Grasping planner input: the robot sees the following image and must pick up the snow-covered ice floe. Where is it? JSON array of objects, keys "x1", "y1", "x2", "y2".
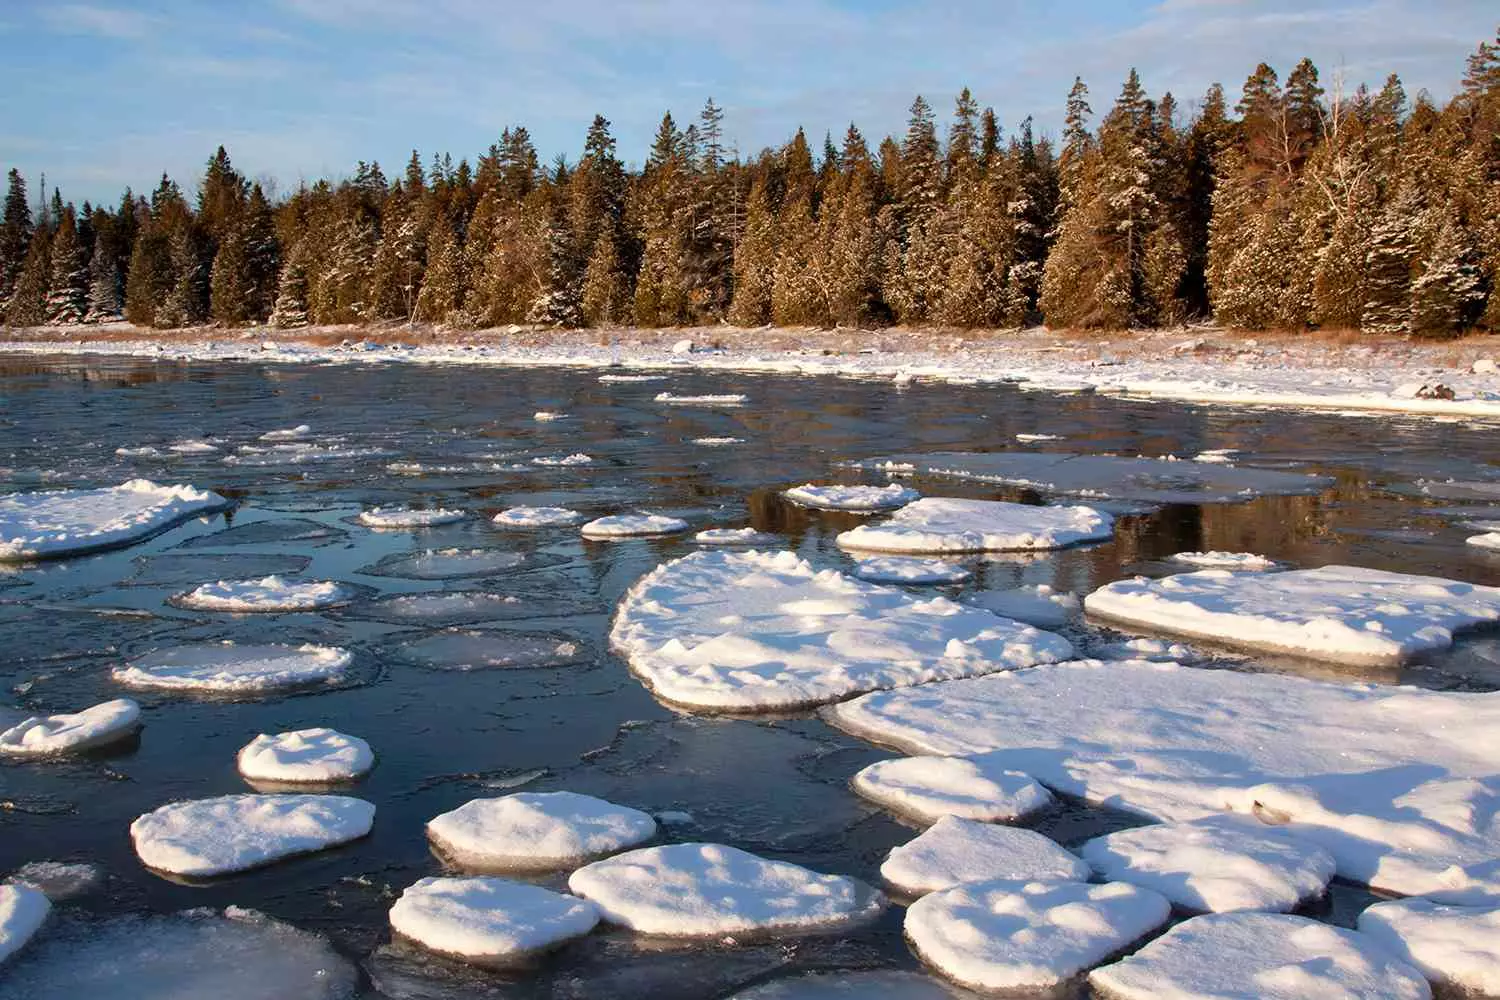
[
  {"x1": 1469, "y1": 532, "x2": 1500, "y2": 552},
  {"x1": 598, "y1": 374, "x2": 664, "y2": 383},
  {"x1": 1089, "y1": 912, "x2": 1431, "y2": 1000},
  {"x1": 387, "y1": 629, "x2": 588, "y2": 671},
  {"x1": 726, "y1": 970, "x2": 966, "y2": 998},
  {"x1": 837, "y1": 498, "x2": 1113, "y2": 554},
  {"x1": 388, "y1": 876, "x2": 599, "y2": 965},
  {"x1": 170, "y1": 575, "x2": 356, "y2": 612},
  {"x1": 260, "y1": 424, "x2": 311, "y2": 441},
  {"x1": 1078, "y1": 814, "x2": 1336, "y2": 913},
  {"x1": 356, "y1": 507, "x2": 465, "y2": 528},
  {"x1": 610, "y1": 549, "x2": 1073, "y2": 711},
  {"x1": 692, "y1": 436, "x2": 745, "y2": 446},
  {"x1": 653, "y1": 392, "x2": 747, "y2": 406},
  {"x1": 1084, "y1": 565, "x2": 1500, "y2": 665},
  {"x1": 581, "y1": 512, "x2": 689, "y2": 539},
  {"x1": 0, "y1": 884, "x2": 49, "y2": 964},
  {"x1": 0, "y1": 479, "x2": 229, "y2": 561},
  {"x1": 0, "y1": 698, "x2": 140, "y2": 757},
  {"x1": 532, "y1": 411, "x2": 566, "y2": 422},
  {"x1": 567, "y1": 842, "x2": 884, "y2": 938},
  {"x1": 0, "y1": 906, "x2": 358, "y2": 999},
  {"x1": 1164, "y1": 550, "x2": 1282, "y2": 570},
  {"x1": 236, "y1": 728, "x2": 373, "y2": 784},
  {"x1": 851, "y1": 557, "x2": 972, "y2": 585},
  {"x1": 492, "y1": 505, "x2": 586, "y2": 529},
  {"x1": 1357, "y1": 899, "x2": 1500, "y2": 996},
  {"x1": 880, "y1": 816, "x2": 1090, "y2": 897},
  {"x1": 906, "y1": 878, "x2": 1170, "y2": 992},
  {"x1": 964, "y1": 584, "x2": 1080, "y2": 628},
  {"x1": 782, "y1": 483, "x2": 920, "y2": 512},
  {"x1": 532, "y1": 453, "x2": 594, "y2": 467},
  {"x1": 357, "y1": 547, "x2": 534, "y2": 580},
  {"x1": 427, "y1": 791, "x2": 657, "y2": 871},
  {"x1": 224, "y1": 443, "x2": 394, "y2": 467},
  {"x1": 114, "y1": 642, "x2": 354, "y2": 694},
  {"x1": 130, "y1": 793, "x2": 375, "y2": 877},
  {"x1": 694, "y1": 526, "x2": 781, "y2": 546},
  {"x1": 853, "y1": 755, "x2": 1054, "y2": 824}
]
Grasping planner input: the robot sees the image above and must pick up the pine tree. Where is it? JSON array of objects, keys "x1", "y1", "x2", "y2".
[
  {"x1": 270, "y1": 241, "x2": 311, "y2": 329},
  {"x1": 3, "y1": 226, "x2": 49, "y2": 327},
  {"x1": 0, "y1": 169, "x2": 32, "y2": 313},
  {"x1": 1058, "y1": 77, "x2": 1093, "y2": 216},
  {"x1": 44, "y1": 205, "x2": 88, "y2": 324}
]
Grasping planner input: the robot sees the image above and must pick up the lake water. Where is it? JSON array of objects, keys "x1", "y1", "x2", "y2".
[{"x1": 2, "y1": 353, "x2": 1499, "y2": 998}]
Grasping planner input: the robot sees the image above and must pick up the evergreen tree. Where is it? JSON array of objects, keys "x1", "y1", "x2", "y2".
[
  {"x1": 3, "y1": 225, "x2": 49, "y2": 327},
  {"x1": 0, "y1": 169, "x2": 32, "y2": 312},
  {"x1": 728, "y1": 174, "x2": 775, "y2": 326},
  {"x1": 415, "y1": 212, "x2": 465, "y2": 323},
  {"x1": 1409, "y1": 212, "x2": 1487, "y2": 337},
  {"x1": 269, "y1": 240, "x2": 310, "y2": 328},
  {"x1": 45, "y1": 205, "x2": 88, "y2": 324},
  {"x1": 84, "y1": 236, "x2": 123, "y2": 323}
]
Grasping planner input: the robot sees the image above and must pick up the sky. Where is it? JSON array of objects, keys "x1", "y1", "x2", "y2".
[{"x1": 1, "y1": 0, "x2": 1496, "y2": 207}]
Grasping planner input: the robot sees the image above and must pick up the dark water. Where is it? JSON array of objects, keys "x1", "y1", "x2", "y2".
[{"x1": 1, "y1": 353, "x2": 1499, "y2": 998}]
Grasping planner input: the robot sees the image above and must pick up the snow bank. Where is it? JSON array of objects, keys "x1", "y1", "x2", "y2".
[
  {"x1": 853, "y1": 755, "x2": 1054, "y2": 824},
  {"x1": 851, "y1": 557, "x2": 972, "y2": 584},
  {"x1": 130, "y1": 794, "x2": 375, "y2": 877},
  {"x1": 581, "y1": 513, "x2": 689, "y2": 539},
  {"x1": 427, "y1": 791, "x2": 657, "y2": 870},
  {"x1": 906, "y1": 878, "x2": 1170, "y2": 991},
  {"x1": 492, "y1": 506, "x2": 585, "y2": 528},
  {"x1": 356, "y1": 507, "x2": 465, "y2": 528},
  {"x1": 0, "y1": 479, "x2": 229, "y2": 561},
  {"x1": 610, "y1": 549, "x2": 1073, "y2": 711},
  {"x1": 1084, "y1": 565, "x2": 1500, "y2": 665},
  {"x1": 568, "y1": 842, "x2": 884, "y2": 937},
  {"x1": 0, "y1": 884, "x2": 49, "y2": 964},
  {"x1": 171, "y1": 575, "x2": 355, "y2": 612},
  {"x1": 695, "y1": 526, "x2": 781, "y2": 546},
  {"x1": 388, "y1": 876, "x2": 599, "y2": 964},
  {"x1": 236, "y1": 728, "x2": 373, "y2": 784},
  {"x1": 965, "y1": 584, "x2": 1080, "y2": 628},
  {"x1": 114, "y1": 642, "x2": 354, "y2": 694},
  {"x1": 1358, "y1": 899, "x2": 1500, "y2": 995},
  {"x1": 1089, "y1": 912, "x2": 1431, "y2": 1000},
  {"x1": 0, "y1": 698, "x2": 140, "y2": 757},
  {"x1": 782, "y1": 483, "x2": 919, "y2": 512},
  {"x1": 1165, "y1": 550, "x2": 1282, "y2": 570},
  {"x1": 837, "y1": 498, "x2": 1113, "y2": 554},
  {"x1": 880, "y1": 816, "x2": 1090, "y2": 896}
]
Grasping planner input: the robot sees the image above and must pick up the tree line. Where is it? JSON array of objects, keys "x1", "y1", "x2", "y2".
[{"x1": 2, "y1": 27, "x2": 1497, "y2": 338}]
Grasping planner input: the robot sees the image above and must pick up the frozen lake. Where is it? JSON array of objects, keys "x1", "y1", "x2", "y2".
[{"x1": 2, "y1": 353, "x2": 1499, "y2": 998}]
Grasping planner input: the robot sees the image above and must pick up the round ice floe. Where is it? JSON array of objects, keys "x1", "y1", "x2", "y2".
[
  {"x1": 428, "y1": 791, "x2": 658, "y2": 871},
  {"x1": 881, "y1": 816, "x2": 1090, "y2": 896},
  {"x1": 236, "y1": 728, "x2": 373, "y2": 785},
  {"x1": 853, "y1": 755, "x2": 1053, "y2": 824},
  {"x1": 581, "y1": 513, "x2": 689, "y2": 539},
  {"x1": 1165, "y1": 550, "x2": 1281, "y2": 570},
  {"x1": 389, "y1": 629, "x2": 589, "y2": 671},
  {"x1": 130, "y1": 794, "x2": 375, "y2": 877},
  {"x1": 389, "y1": 876, "x2": 599, "y2": 965},
  {"x1": 357, "y1": 507, "x2": 465, "y2": 528},
  {"x1": 0, "y1": 884, "x2": 49, "y2": 964},
  {"x1": 695, "y1": 526, "x2": 780, "y2": 546},
  {"x1": 0, "y1": 698, "x2": 141, "y2": 757},
  {"x1": 171, "y1": 576, "x2": 356, "y2": 612},
  {"x1": 1469, "y1": 532, "x2": 1500, "y2": 552},
  {"x1": 838, "y1": 498, "x2": 1114, "y2": 554},
  {"x1": 343, "y1": 590, "x2": 564, "y2": 625},
  {"x1": 358, "y1": 547, "x2": 533, "y2": 580},
  {"x1": 1089, "y1": 912, "x2": 1431, "y2": 1000},
  {"x1": 1358, "y1": 898, "x2": 1500, "y2": 995},
  {"x1": 1079, "y1": 814, "x2": 1336, "y2": 913},
  {"x1": 0, "y1": 906, "x2": 358, "y2": 999},
  {"x1": 727, "y1": 970, "x2": 966, "y2": 998},
  {"x1": 5, "y1": 861, "x2": 102, "y2": 901},
  {"x1": 782, "y1": 483, "x2": 919, "y2": 512},
  {"x1": 852, "y1": 557, "x2": 971, "y2": 585},
  {"x1": 492, "y1": 506, "x2": 586, "y2": 529},
  {"x1": 113, "y1": 642, "x2": 354, "y2": 694},
  {"x1": 965, "y1": 584, "x2": 1080, "y2": 628},
  {"x1": 0, "y1": 479, "x2": 230, "y2": 562},
  {"x1": 568, "y1": 842, "x2": 885, "y2": 937},
  {"x1": 906, "y1": 878, "x2": 1171, "y2": 992}
]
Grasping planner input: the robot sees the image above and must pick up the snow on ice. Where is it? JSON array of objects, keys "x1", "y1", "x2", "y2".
[
  {"x1": 236, "y1": 728, "x2": 374, "y2": 784},
  {"x1": 692, "y1": 437, "x2": 745, "y2": 446},
  {"x1": 880, "y1": 816, "x2": 1090, "y2": 897},
  {"x1": 837, "y1": 498, "x2": 1113, "y2": 554},
  {"x1": 782, "y1": 483, "x2": 920, "y2": 512},
  {"x1": 260, "y1": 425, "x2": 312, "y2": 441},
  {"x1": 427, "y1": 791, "x2": 658, "y2": 870},
  {"x1": 581, "y1": 513, "x2": 690, "y2": 539},
  {"x1": 653, "y1": 392, "x2": 748, "y2": 406},
  {"x1": 1469, "y1": 532, "x2": 1500, "y2": 552},
  {"x1": 851, "y1": 557, "x2": 972, "y2": 585},
  {"x1": 694, "y1": 526, "x2": 782, "y2": 546},
  {"x1": 1358, "y1": 899, "x2": 1500, "y2": 996},
  {"x1": 0, "y1": 480, "x2": 228, "y2": 561},
  {"x1": 964, "y1": 584, "x2": 1080, "y2": 628},
  {"x1": 853, "y1": 755, "x2": 1054, "y2": 824},
  {"x1": 171, "y1": 575, "x2": 356, "y2": 612},
  {"x1": 389, "y1": 876, "x2": 600, "y2": 964},
  {"x1": 130, "y1": 794, "x2": 375, "y2": 877},
  {"x1": 0, "y1": 698, "x2": 140, "y2": 757},
  {"x1": 356, "y1": 507, "x2": 466, "y2": 528},
  {"x1": 532, "y1": 453, "x2": 594, "y2": 467},
  {"x1": 1165, "y1": 550, "x2": 1282, "y2": 570},
  {"x1": 492, "y1": 506, "x2": 586, "y2": 528},
  {"x1": 533, "y1": 411, "x2": 566, "y2": 422},
  {"x1": 0, "y1": 884, "x2": 49, "y2": 965},
  {"x1": 114, "y1": 642, "x2": 354, "y2": 694}
]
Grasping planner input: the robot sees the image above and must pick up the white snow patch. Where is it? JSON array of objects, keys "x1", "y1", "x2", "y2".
[
  {"x1": 837, "y1": 498, "x2": 1113, "y2": 554},
  {"x1": 853, "y1": 755, "x2": 1053, "y2": 824},
  {"x1": 1358, "y1": 899, "x2": 1500, "y2": 995},
  {"x1": 852, "y1": 557, "x2": 971, "y2": 585},
  {"x1": 172, "y1": 575, "x2": 355, "y2": 612},
  {"x1": 532, "y1": 453, "x2": 593, "y2": 467},
  {"x1": 130, "y1": 794, "x2": 375, "y2": 877},
  {"x1": 0, "y1": 698, "x2": 141, "y2": 757},
  {"x1": 654, "y1": 392, "x2": 747, "y2": 406},
  {"x1": 1015, "y1": 433, "x2": 1063, "y2": 442},
  {"x1": 782, "y1": 483, "x2": 920, "y2": 512},
  {"x1": 169, "y1": 439, "x2": 220, "y2": 454},
  {"x1": 224, "y1": 443, "x2": 394, "y2": 467},
  {"x1": 1089, "y1": 636, "x2": 1199, "y2": 662},
  {"x1": 965, "y1": 584, "x2": 1080, "y2": 628},
  {"x1": 236, "y1": 728, "x2": 373, "y2": 784},
  {"x1": 692, "y1": 436, "x2": 745, "y2": 446},
  {"x1": 0, "y1": 479, "x2": 228, "y2": 561},
  {"x1": 356, "y1": 507, "x2": 465, "y2": 528},
  {"x1": 598, "y1": 374, "x2": 664, "y2": 383},
  {"x1": 492, "y1": 506, "x2": 585, "y2": 528},
  {"x1": 1165, "y1": 550, "x2": 1282, "y2": 570},
  {"x1": 389, "y1": 876, "x2": 599, "y2": 964},
  {"x1": 259, "y1": 425, "x2": 311, "y2": 441},
  {"x1": 1469, "y1": 532, "x2": 1500, "y2": 552},
  {"x1": 114, "y1": 642, "x2": 354, "y2": 694},
  {"x1": 532, "y1": 411, "x2": 566, "y2": 422},
  {"x1": 881, "y1": 816, "x2": 1090, "y2": 896},
  {"x1": 427, "y1": 791, "x2": 657, "y2": 870},
  {"x1": 0, "y1": 884, "x2": 49, "y2": 965},
  {"x1": 695, "y1": 526, "x2": 781, "y2": 546},
  {"x1": 581, "y1": 513, "x2": 689, "y2": 539}
]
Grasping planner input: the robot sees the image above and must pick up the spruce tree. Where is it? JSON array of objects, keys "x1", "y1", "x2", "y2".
[
  {"x1": 269, "y1": 241, "x2": 311, "y2": 329},
  {"x1": 84, "y1": 237, "x2": 123, "y2": 323},
  {"x1": 728, "y1": 174, "x2": 775, "y2": 326},
  {"x1": 3, "y1": 226, "x2": 49, "y2": 327},
  {"x1": 415, "y1": 213, "x2": 464, "y2": 323},
  {"x1": 0, "y1": 169, "x2": 32, "y2": 312},
  {"x1": 45, "y1": 205, "x2": 88, "y2": 324},
  {"x1": 1409, "y1": 213, "x2": 1487, "y2": 337}
]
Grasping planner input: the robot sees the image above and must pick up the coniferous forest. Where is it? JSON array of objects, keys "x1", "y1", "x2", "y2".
[{"x1": 3, "y1": 29, "x2": 1499, "y2": 338}]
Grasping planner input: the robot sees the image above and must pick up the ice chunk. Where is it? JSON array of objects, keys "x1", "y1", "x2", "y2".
[
  {"x1": 1085, "y1": 565, "x2": 1500, "y2": 665},
  {"x1": 654, "y1": 392, "x2": 747, "y2": 406},
  {"x1": 359, "y1": 547, "x2": 538, "y2": 580},
  {"x1": 581, "y1": 513, "x2": 689, "y2": 539},
  {"x1": 236, "y1": 728, "x2": 373, "y2": 784},
  {"x1": 1015, "y1": 433, "x2": 1062, "y2": 442},
  {"x1": 356, "y1": 507, "x2": 465, "y2": 528},
  {"x1": 0, "y1": 479, "x2": 229, "y2": 561},
  {"x1": 387, "y1": 629, "x2": 589, "y2": 672},
  {"x1": 532, "y1": 453, "x2": 594, "y2": 467},
  {"x1": 260, "y1": 424, "x2": 312, "y2": 441},
  {"x1": 1079, "y1": 814, "x2": 1336, "y2": 913},
  {"x1": 1358, "y1": 899, "x2": 1500, "y2": 995},
  {"x1": 782, "y1": 483, "x2": 920, "y2": 512},
  {"x1": 695, "y1": 527, "x2": 781, "y2": 546},
  {"x1": 906, "y1": 878, "x2": 1170, "y2": 991},
  {"x1": 851, "y1": 557, "x2": 971, "y2": 585},
  {"x1": 568, "y1": 842, "x2": 884, "y2": 937},
  {"x1": 1089, "y1": 912, "x2": 1430, "y2": 1000},
  {"x1": 598, "y1": 374, "x2": 664, "y2": 383},
  {"x1": 176, "y1": 517, "x2": 345, "y2": 549},
  {"x1": 533, "y1": 411, "x2": 566, "y2": 422},
  {"x1": 0, "y1": 884, "x2": 49, "y2": 964},
  {"x1": 611, "y1": 549, "x2": 1073, "y2": 711},
  {"x1": 492, "y1": 506, "x2": 585, "y2": 529},
  {"x1": 389, "y1": 876, "x2": 599, "y2": 965},
  {"x1": 170, "y1": 575, "x2": 356, "y2": 612},
  {"x1": 1470, "y1": 532, "x2": 1500, "y2": 551},
  {"x1": 343, "y1": 590, "x2": 588, "y2": 625},
  {"x1": 130, "y1": 793, "x2": 375, "y2": 877},
  {"x1": 225, "y1": 443, "x2": 394, "y2": 466},
  {"x1": 727, "y1": 970, "x2": 967, "y2": 998},
  {"x1": 0, "y1": 698, "x2": 140, "y2": 757},
  {"x1": 169, "y1": 438, "x2": 219, "y2": 454},
  {"x1": 965, "y1": 584, "x2": 1080, "y2": 628},
  {"x1": 881, "y1": 816, "x2": 1090, "y2": 896},
  {"x1": 5, "y1": 861, "x2": 102, "y2": 901},
  {"x1": 114, "y1": 642, "x2": 354, "y2": 694},
  {"x1": 1165, "y1": 550, "x2": 1282, "y2": 570},
  {"x1": 853, "y1": 755, "x2": 1053, "y2": 824},
  {"x1": 692, "y1": 437, "x2": 745, "y2": 446},
  {"x1": 1088, "y1": 636, "x2": 1198, "y2": 662},
  {"x1": 427, "y1": 791, "x2": 657, "y2": 870},
  {"x1": 837, "y1": 498, "x2": 1113, "y2": 554}
]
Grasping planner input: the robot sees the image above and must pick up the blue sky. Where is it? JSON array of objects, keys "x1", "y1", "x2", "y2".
[{"x1": 2, "y1": 0, "x2": 1495, "y2": 207}]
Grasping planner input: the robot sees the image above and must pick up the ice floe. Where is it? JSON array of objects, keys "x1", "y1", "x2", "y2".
[
  {"x1": 225, "y1": 443, "x2": 394, "y2": 466},
  {"x1": 0, "y1": 479, "x2": 228, "y2": 561},
  {"x1": 0, "y1": 698, "x2": 141, "y2": 757},
  {"x1": 533, "y1": 411, "x2": 566, "y2": 422},
  {"x1": 905, "y1": 878, "x2": 1170, "y2": 992},
  {"x1": 0, "y1": 884, "x2": 49, "y2": 964},
  {"x1": 851, "y1": 557, "x2": 972, "y2": 585},
  {"x1": 568, "y1": 842, "x2": 884, "y2": 937},
  {"x1": 782, "y1": 483, "x2": 920, "y2": 512},
  {"x1": 695, "y1": 526, "x2": 781, "y2": 546},
  {"x1": 653, "y1": 392, "x2": 747, "y2": 406},
  {"x1": 853, "y1": 755, "x2": 1054, "y2": 824},
  {"x1": 387, "y1": 629, "x2": 589, "y2": 671},
  {"x1": 964, "y1": 584, "x2": 1080, "y2": 628},
  {"x1": 1470, "y1": 532, "x2": 1500, "y2": 551},
  {"x1": 727, "y1": 970, "x2": 966, "y2": 998},
  {"x1": 236, "y1": 728, "x2": 373, "y2": 784},
  {"x1": 171, "y1": 575, "x2": 356, "y2": 612},
  {"x1": 356, "y1": 507, "x2": 466, "y2": 528},
  {"x1": 598, "y1": 374, "x2": 664, "y2": 383},
  {"x1": 114, "y1": 642, "x2": 354, "y2": 694},
  {"x1": 1089, "y1": 912, "x2": 1431, "y2": 1000},
  {"x1": 581, "y1": 513, "x2": 689, "y2": 539},
  {"x1": 427, "y1": 791, "x2": 657, "y2": 870},
  {"x1": 610, "y1": 549, "x2": 1073, "y2": 711},
  {"x1": 837, "y1": 498, "x2": 1113, "y2": 554},
  {"x1": 1084, "y1": 565, "x2": 1500, "y2": 665},
  {"x1": 880, "y1": 816, "x2": 1090, "y2": 896},
  {"x1": 130, "y1": 793, "x2": 375, "y2": 877},
  {"x1": 5, "y1": 862, "x2": 102, "y2": 901},
  {"x1": 345, "y1": 590, "x2": 585, "y2": 625},
  {"x1": 358, "y1": 547, "x2": 536, "y2": 580},
  {"x1": 492, "y1": 506, "x2": 586, "y2": 528},
  {"x1": 532, "y1": 453, "x2": 594, "y2": 467},
  {"x1": 1015, "y1": 433, "x2": 1063, "y2": 442},
  {"x1": 692, "y1": 436, "x2": 745, "y2": 446},
  {"x1": 1165, "y1": 550, "x2": 1282, "y2": 570},
  {"x1": 1357, "y1": 899, "x2": 1500, "y2": 996},
  {"x1": 260, "y1": 424, "x2": 312, "y2": 441},
  {"x1": 1078, "y1": 814, "x2": 1336, "y2": 913},
  {"x1": 388, "y1": 876, "x2": 599, "y2": 964}
]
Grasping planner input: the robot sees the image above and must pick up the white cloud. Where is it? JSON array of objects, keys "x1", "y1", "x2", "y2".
[{"x1": 42, "y1": 3, "x2": 154, "y2": 40}]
